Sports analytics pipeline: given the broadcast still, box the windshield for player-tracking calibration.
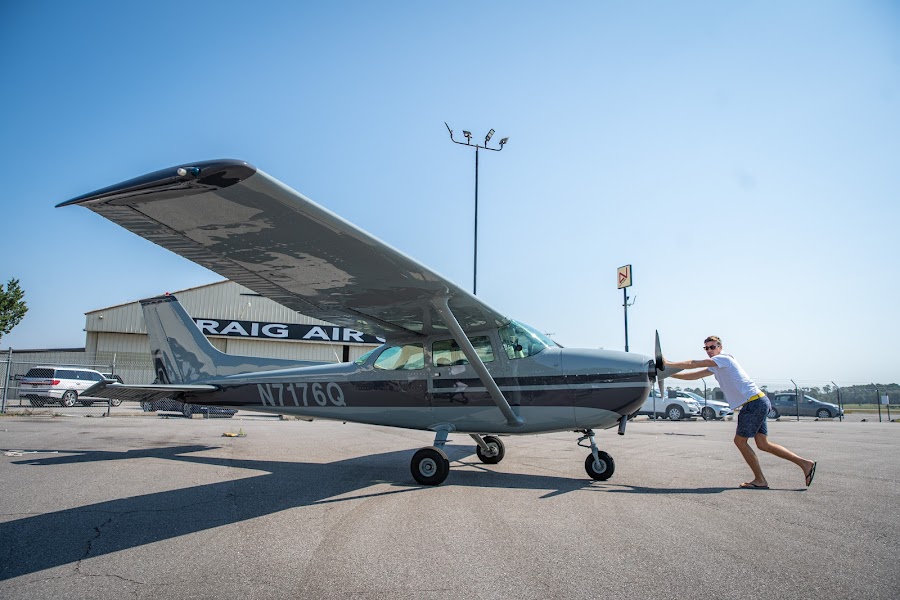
[354,345,384,365]
[498,320,557,359]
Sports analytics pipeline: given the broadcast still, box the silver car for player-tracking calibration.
[677,391,733,420]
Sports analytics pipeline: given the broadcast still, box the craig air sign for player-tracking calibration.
[193,318,384,344]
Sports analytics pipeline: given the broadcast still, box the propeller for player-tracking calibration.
[653,330,683,397]
[654,330,664,372]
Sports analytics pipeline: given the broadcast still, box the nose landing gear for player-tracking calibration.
[577,429,616,481]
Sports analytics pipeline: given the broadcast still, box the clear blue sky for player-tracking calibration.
[2,1,898,388]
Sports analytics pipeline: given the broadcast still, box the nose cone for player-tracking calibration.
[561,348,653,421]
[561,348,652,381]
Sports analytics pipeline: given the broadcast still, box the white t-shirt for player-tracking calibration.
[708,353,762,410]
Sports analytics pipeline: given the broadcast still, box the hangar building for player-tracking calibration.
[82,280,382,384]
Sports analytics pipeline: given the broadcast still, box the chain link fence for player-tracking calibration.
[1,349,235,418]
[673,379,899,423]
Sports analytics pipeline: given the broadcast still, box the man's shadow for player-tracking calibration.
[0,444,731,581]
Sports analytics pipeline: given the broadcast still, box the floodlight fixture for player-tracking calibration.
[443,123,511,295]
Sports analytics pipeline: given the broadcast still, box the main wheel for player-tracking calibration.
[816,408,832,419]
[768,408,780,419]
[411,447,450,485]
[181,402,195,418]
[109,399,122,407]
[585,451,615,481]
[666,404,684,421]
[475,435,505,464]
[701,407,716,421]
[61,390,78,407]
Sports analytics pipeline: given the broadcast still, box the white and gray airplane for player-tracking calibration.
[62,159,671,485]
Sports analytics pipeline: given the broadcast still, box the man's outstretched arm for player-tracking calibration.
[664,358,715,380]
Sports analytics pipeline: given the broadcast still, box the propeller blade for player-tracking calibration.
[654,330,664,371]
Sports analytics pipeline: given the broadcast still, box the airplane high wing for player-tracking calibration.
[62,159,671,486]
[59,159,504,339]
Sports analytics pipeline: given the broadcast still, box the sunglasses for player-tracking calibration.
[703,345,718,351]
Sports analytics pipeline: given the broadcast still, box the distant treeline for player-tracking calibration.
[675,383,899,405]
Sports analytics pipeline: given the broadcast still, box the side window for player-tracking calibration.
[90,372,104,381]
[374,344,425,371]
[57,369,76,380]
[432,337,494,366]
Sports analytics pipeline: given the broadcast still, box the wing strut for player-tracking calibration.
[431,297,525,428]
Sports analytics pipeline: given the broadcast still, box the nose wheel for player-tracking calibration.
[471,434,505,464]
[577,429,616,481]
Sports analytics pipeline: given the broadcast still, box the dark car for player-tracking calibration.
[140,397,236,418]
[767,392,842,419]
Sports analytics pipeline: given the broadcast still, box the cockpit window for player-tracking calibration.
[373,343,425,370]
[498,320,556,359]
[432,337,494,366]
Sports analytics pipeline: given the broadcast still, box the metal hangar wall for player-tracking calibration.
[83,280,381,384]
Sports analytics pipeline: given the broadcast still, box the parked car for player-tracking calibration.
[19,366,121,407]
[140,398,236,418]
[635,389,701,420]
[767,392,843,419]
[101,372,124,384]
[676,391,733,420]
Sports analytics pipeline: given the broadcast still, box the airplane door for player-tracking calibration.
[428,335,494,411]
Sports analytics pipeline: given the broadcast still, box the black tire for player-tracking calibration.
[61,390,78,408]
[701,407,716,421]
[475,435,505,464]
[585,451,615,481]
[768,408,780,419]
[109,399,122,407]
[181,402,194,418]
[816,408,831,419]
[666,404,684,421]
[411,447,450,485]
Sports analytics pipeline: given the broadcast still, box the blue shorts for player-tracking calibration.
[736,396,770,438]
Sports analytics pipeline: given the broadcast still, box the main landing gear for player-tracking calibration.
[577,429,615,481]
[410,431,507,486]
[410,429,616,485]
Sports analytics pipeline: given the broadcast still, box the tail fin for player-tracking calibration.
[141,295,325,384]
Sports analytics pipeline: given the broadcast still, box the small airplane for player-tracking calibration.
[60,159,673,485]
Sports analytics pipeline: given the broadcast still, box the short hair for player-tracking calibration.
[704,335,722,346]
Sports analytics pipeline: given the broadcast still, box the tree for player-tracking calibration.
[0,278,27,343]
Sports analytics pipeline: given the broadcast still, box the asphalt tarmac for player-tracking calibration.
[0,415,897,599]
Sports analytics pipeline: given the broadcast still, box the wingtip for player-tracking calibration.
[56,159,257,208]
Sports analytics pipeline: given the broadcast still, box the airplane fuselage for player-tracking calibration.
[180,346,654,435]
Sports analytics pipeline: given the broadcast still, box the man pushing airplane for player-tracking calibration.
[665,336,817,489]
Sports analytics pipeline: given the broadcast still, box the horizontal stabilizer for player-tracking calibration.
[82,382,217,404]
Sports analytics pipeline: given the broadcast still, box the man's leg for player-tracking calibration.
[754,434,815,482]
[734,435,767,486]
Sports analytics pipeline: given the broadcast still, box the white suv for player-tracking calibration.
[19,366,121,407]
[635,389,701,420]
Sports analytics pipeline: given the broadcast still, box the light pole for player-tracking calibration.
[445,122,508,295]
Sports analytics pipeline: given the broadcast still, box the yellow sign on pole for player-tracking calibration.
[617,265,632,289]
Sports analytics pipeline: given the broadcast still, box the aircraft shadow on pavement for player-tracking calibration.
[1,443,728,581]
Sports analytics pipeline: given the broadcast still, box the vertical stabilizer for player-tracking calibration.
[140,295,326,384]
